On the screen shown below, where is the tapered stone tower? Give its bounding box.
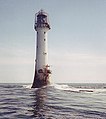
[32,10,51,88]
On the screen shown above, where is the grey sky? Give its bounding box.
[0,0,106,83]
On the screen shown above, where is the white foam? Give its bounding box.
[22,83,106,93]
[54,84,70,90]
[53,84,94,93]
[23,84,32,89]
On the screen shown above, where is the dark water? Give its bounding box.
[0,83,106,119]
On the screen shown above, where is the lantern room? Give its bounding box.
[34,10,50,30]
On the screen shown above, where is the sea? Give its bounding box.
[0,83,106,119]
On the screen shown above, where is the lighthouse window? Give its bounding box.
[44,32,46,34]
[44,39,46,41]
[43,52,47,55]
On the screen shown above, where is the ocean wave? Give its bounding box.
[22,83,106,94]
[53,84,106,93]
[22,84,32,89]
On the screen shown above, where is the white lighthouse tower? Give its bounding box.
[32,10,51,88]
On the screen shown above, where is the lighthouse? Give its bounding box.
[32,10,51,88]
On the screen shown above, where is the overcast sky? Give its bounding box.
[0,0,106,83]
